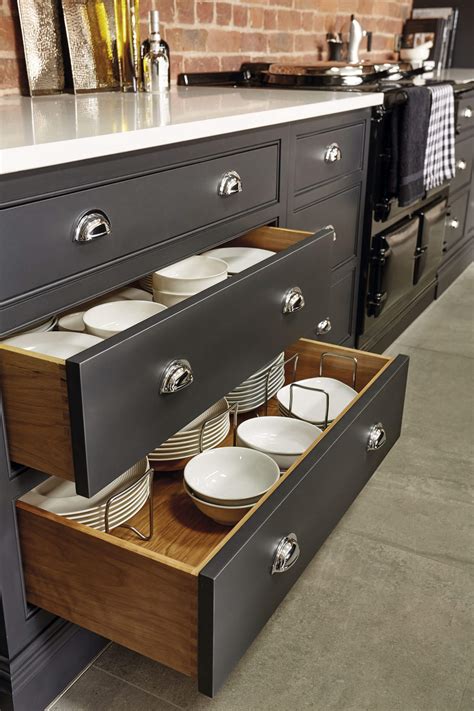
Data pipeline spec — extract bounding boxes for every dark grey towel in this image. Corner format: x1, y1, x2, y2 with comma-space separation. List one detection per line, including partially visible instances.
398, 86, 432, 207
388, 105, 400, 197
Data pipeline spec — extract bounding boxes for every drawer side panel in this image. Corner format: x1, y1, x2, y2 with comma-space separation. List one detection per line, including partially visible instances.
16, 504, 198, 677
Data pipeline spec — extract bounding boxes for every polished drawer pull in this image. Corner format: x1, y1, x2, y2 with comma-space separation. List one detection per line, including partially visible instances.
324, 142, 342, 163
461, 106, 472, 119
448, 218, 460, 230
73, 211, 111, 243
160, 359, 194, 394
315, 318, 332, 336
325, 223, 337, 241
367, 422, 387, 452
282, 286, 305, 314
456, 159, 467, 171
218, 170, 243, 197
271, 533, 300, 575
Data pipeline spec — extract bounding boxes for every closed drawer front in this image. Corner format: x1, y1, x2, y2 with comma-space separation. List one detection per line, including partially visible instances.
457, 96, 474, 134
315, 266, 357, 346
0, 143, 279, 302
16, 338, 408, 696
0, 226, 332, 497
289, 184, 361, 268
445, 191, 469, 252
294, 122, 365, 194
451, 136, 474, 194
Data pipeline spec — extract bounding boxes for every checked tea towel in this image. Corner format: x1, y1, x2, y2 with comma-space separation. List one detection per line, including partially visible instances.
424, 84, 455, 191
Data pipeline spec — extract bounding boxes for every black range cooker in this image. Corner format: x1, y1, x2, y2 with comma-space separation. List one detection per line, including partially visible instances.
178, 63, 472, 352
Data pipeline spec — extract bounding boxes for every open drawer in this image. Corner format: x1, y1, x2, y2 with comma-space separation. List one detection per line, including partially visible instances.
16, 338, 409, 696
0, 226, 332, 496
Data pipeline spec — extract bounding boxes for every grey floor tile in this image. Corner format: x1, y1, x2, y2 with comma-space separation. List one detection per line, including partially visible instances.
459, 669, 474, 711
50, 666, 178, 710
340, 449, 474, 568
383, 344, 474, 460
94, 530, 472, 711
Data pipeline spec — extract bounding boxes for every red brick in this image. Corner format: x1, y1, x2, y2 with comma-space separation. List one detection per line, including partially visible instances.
241, 32, 267, 52
216, 2, 232, 26
233, 6, 248, 27
207, 29, 240, 52
176, 0, 194, 24
250, 8, 264, 29
196, 2, 214, 23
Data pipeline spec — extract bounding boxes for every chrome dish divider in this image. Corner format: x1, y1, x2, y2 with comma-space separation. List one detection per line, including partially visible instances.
198, 402, 239, 453
104, 467, 154, 541
281, 351, 358, 429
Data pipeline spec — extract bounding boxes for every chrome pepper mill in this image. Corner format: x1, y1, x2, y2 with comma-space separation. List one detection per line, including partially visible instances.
347, 15, 372, 64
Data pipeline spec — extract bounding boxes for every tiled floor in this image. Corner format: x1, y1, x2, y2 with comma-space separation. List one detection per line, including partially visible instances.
50, 266, 474, 711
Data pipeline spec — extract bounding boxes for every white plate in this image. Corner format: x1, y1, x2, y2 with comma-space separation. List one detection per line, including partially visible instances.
18, 317, 57, 334
155, 416, 230, 448
277, 377, 357, 424
203, 247, 276, 274
180, 399, 229, 432
2, 332, 103, 358
149, 424, 230, 460
155, 419, 230, 451
226, 373, 285, 405
152, 422, 230, 454
22, 458, 149, 515
246, 352, 285, 379
227, 369, 285, 398
114, 287, 153, 301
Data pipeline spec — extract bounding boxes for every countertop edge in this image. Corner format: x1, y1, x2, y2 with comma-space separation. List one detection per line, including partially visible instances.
0, 92, 383, 176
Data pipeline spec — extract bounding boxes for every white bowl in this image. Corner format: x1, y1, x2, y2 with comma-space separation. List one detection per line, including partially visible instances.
277, 377, 357, 425
153, 255, 228, 293
153, 289, 189, 307
203, 247, 276, 274
400, 46, 431, 62
184, 446, 280, 505
183, 480, 254, 526
1, 331, 103, 358
236, 416, 322, 469
83, 300, 166, 338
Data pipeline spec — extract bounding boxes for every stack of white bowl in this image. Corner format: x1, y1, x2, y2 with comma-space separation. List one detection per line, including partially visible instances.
83, 300, 166, 338
20, 458, 150, 532
202, 246, 276, 274
148, 399, 230, 463
277, 377, 357, 427
58, 287, 155, 334
236, 416, 322, 470
152, 255, 228, 307
183, 447, 280, 526
226, 352, 285, 413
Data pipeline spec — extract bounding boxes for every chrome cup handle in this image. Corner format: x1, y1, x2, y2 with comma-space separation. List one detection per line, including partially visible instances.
456, 159, 467, 171
315, 318, 332, 336
73, 211, 111, 243
160, 359, 194, 394
447, 218, 460, 230
218, 170, 243, 197
367, 422, 387, 452
282, 287, 305, 314
462, 106, 472, 119
271, 533, 300, 575
324, 142, 342, 163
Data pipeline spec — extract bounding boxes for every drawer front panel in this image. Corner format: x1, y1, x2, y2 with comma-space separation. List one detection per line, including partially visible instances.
445, 191, 469, 253
294, 123, 365, 194
451, 136, 474, 194
316, 266, 357, 346
198, 353, 408, 696
290, 184, 361, 268
457, 96, 474, 134
66, 230, 331, 495
0, 144, 279, 302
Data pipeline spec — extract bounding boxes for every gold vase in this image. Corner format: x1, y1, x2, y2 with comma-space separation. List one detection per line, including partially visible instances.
114, 0, 142, 92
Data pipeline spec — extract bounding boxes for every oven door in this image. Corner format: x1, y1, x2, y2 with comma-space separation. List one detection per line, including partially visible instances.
413, 198, 448, 285
367, 216, 419, 318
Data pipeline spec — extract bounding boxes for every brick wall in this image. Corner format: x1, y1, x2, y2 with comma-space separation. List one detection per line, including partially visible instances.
0, 0, 413, 95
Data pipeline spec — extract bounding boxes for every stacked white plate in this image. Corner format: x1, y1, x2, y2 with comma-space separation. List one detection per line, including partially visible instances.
277, 377, 357, 427
226, 352, 286, 413
1, 331, 103, 358
148, 399, 230, 463
0, 316, 58, 341
138, 274, 154, 293
203, 247, 276, 274
20, 458, 150, 532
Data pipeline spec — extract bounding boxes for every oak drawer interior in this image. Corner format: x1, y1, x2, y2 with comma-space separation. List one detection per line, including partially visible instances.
0, 225, 331, 490
16, 338, 393, 679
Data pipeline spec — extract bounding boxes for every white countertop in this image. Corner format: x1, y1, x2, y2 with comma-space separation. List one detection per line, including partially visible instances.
0, 86, 383, 176
432, 68, 474, 83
